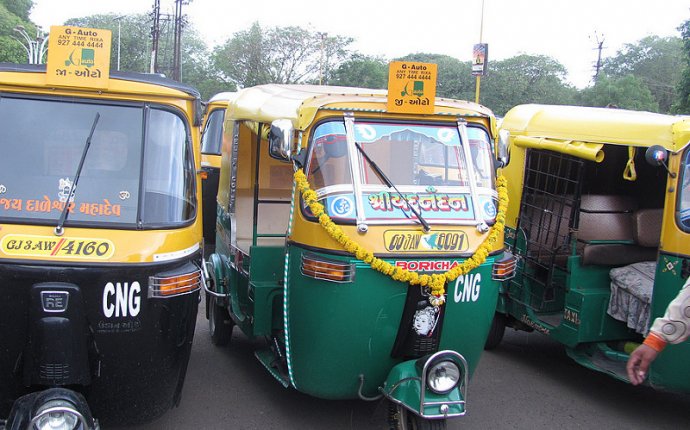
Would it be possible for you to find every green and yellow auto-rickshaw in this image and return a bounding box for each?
[0,26,204,429]
[204,78,516,428]
[200,92,236,244]
[492,103,690,392]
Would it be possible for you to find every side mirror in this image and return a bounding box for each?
[645,145,668,166]
[268,119,294,161]
[645,145,677,178]
[496,129,510,168]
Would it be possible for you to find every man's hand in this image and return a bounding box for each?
[626,344,659,385]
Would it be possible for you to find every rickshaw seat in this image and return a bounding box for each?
[578,195,660,266]
[632,208,663,248]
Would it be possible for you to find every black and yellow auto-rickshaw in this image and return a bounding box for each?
[0,26,204,429]
[200,92,235,244]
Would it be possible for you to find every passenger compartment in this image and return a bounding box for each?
[579,200,664,335]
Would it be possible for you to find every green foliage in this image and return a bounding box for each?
[0,0,39,63]
[1,0,32,21]
[602,36,682,112]
[674,18,690,114]
[65,14,153,73]
[9,7,690,112]
[212,22,353,88]
[480,54,577,116]
[212,22,271,88]
[329,54,388,89]
[578,74,658,111]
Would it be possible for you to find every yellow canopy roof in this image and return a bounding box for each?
[227,84,494,131]
[501,104,690,153]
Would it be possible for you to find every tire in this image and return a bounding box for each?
[208,294,233,346]
[388,402,447,430]
[484,312,506,350]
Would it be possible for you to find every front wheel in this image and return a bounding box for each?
[208,294,233,346]
[484,312,506,350]
[388,403,447,430]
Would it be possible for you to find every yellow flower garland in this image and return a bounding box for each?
[294,169,508,305]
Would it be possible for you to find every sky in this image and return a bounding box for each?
[29,0,690,88]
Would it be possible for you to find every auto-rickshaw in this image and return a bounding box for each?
[0,29,204,428]
[200,92,236,244]
[491,103,690,392]
[204,77,515,428]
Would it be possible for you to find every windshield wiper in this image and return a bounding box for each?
[54,112,100,236]
[354,142,430,233]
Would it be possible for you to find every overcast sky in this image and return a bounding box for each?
[30,0,690,88]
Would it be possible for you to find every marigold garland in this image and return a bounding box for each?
[294,169,508,305]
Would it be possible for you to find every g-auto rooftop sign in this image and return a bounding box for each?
[46,26,112,89]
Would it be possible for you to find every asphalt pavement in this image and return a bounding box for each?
[110,296,690,430]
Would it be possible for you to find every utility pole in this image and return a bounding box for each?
[592,32,605,83]
[114,16,125,70]
[150,0,161,73]
[172,0,190,81]
[318,32,326,85]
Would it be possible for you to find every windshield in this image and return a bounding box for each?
[305,119,496,225]
[679,148,690,231]
[0,96,196,228]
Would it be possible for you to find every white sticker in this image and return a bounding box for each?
[153,242,200,262]
[103,281,141,318]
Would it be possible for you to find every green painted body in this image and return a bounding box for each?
[283,245,500,399]
[503,225,690,391]
[213,236,501,400]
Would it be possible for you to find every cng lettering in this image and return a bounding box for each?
[453,273,481,303]
[102,282,141,318]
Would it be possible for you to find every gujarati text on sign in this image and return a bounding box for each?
[46,26,111,89]
[387,61,437,114]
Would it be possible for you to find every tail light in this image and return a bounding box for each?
[301,253,355,283]
[492,252,517,281]
[148,268,203,298]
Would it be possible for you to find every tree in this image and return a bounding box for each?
[66,14,154,73]
[329,54,388,89]
[480,54,576,116]
[212,22,270,88]
[212,22,353,88]
[0,0,39,63]
[65,13,227,99]
[179,27,233,99]
[578,74,658,111]
[674,18,690,114]
[602,36,683,113]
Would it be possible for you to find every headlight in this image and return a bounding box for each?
[31,399,83,430]
[426,360,461,394]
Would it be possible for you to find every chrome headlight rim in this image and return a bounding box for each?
[30,398,86,430]
[425,359,461,395]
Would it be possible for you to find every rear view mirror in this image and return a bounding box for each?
[496,129,510,168]
[645,145,676,178]
[269,119,294,161]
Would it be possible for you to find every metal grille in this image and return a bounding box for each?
[40,363,70,384]
[509,150,584,312]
